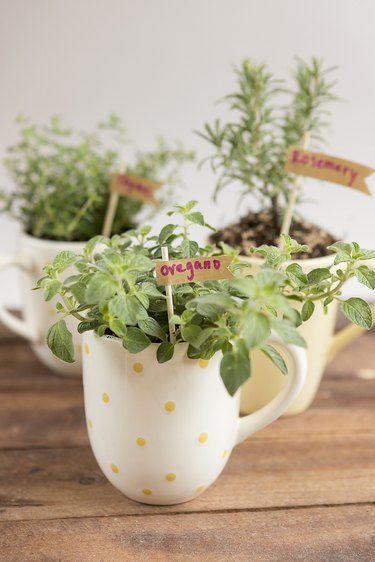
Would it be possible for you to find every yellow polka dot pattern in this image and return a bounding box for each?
[136,437,146,447]
[196,485,205,493]
[84,343,90,355]
[88,419,93,429]
[110,463,119,474]
[102,393,110,404]
[164,401,176,412]
[198,359,209,369]
[222,449,228,459]
[133,362,144,373]
[49,307,55,317]
[198,432,208,444]
[142,489,152,496]
[166,473,176,482]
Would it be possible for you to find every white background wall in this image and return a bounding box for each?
[0,0,375,306]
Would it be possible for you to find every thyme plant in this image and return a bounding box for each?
[0,115,194,241]
[198,57,338,225]
[38,202,374,396]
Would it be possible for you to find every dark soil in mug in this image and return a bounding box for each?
[210,210,337,260]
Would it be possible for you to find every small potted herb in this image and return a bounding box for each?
[39,202,374,504]
[0,115,194,375]
[198,57,374,414]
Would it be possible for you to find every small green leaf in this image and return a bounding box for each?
[85,273,118,304]
[181,324,202,346]
[109,318,127,337]
[134,291,149,309]
[141,282,166,298]
[271,319,307,347]
[220,342,251,396]
[108,294,148,325]
[159,224,177,244]
[186,211,205,226]
[260,344,288,375]
[181,240,199,258]
[355,266,375,290]
[341,298,373,329]
[78,321,99,334]
[286,263,308,286]
[156,341,175,363]
[122,327,151,353]
[52,251,77,273]
[251,244,284,268]
[242,312,270,347]
[191,293,233,318]
[306,268,331,285]
[138,317,166,340]
[40,278,62,301]
[281,234,309,255]
[47,320,75,363]
[301,300,315,321]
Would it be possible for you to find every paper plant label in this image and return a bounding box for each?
[110,173,161,205]
[155,255,234,285]
[285,147,374,195]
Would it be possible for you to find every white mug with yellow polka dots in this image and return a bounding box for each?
[82,330,307,505]
[0,232,84,376]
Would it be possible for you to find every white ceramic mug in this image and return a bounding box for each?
[82,331,307,505]
[0,232,84,376]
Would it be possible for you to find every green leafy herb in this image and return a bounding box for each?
[0,115,194,241]
[38,203,375,396]
[198,58,338,227]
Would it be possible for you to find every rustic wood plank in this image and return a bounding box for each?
[0,504,374,562]
[0,387,87,449]
[0,396,374,448]
[325,330,375,379]
[0,330,374,450]
[1,433,374,522]
[0,339,81,391]
[1,330,374,393]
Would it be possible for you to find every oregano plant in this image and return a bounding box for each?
[38,202,375,396]
[0,114,194,241]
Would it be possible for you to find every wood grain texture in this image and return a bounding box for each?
[0,332,374,450]
[1,431,374,522]
[0,505,374,562]
[0,327,374,560]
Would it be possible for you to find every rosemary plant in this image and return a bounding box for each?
[198,57,338,226]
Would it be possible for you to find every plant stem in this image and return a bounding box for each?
[308,264,354,302]
[279,131,311,245]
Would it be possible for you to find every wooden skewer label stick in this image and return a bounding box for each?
[161,246,176,344]
[102,159,162,237]
[102,159,126,237]
[279,131,311,247]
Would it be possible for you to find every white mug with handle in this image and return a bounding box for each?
[82,332,307,505]
[0,232,84,376]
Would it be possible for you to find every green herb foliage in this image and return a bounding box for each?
[1,115,194,241]
[38,202,374,396]
[198,58,338,225]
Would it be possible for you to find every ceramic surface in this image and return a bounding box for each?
[0,232,84,376]
[82,332,307,505]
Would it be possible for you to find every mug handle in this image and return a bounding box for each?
[235,336,307,444]
[0,253,40,343]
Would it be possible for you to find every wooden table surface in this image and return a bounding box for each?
[0,329,374,561]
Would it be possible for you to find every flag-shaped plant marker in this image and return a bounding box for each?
[156,249,234,342]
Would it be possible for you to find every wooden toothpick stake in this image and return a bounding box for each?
[161,246,176,344]
[279,131,311,247]
[102,159,126,237]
